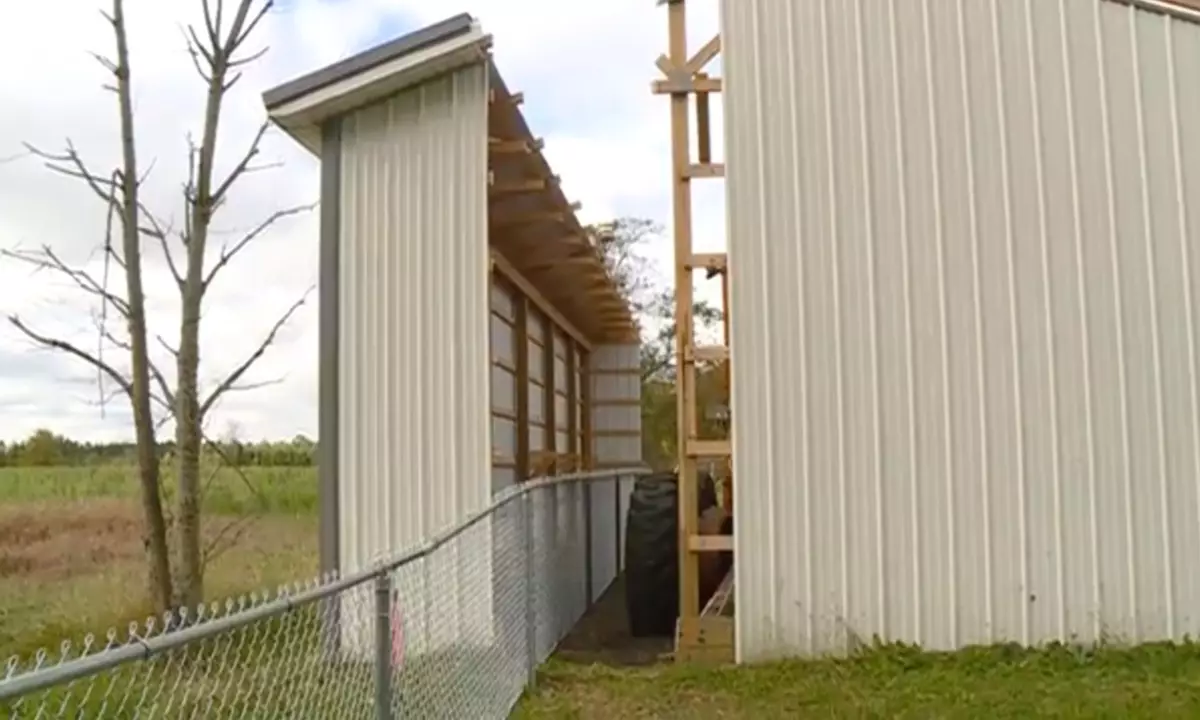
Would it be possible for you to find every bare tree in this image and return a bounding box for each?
[4,0,311,612]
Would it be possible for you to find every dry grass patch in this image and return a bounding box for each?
[0,498,317,659]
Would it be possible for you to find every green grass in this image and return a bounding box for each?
[0,464,318,514]
[514,643,1200,718]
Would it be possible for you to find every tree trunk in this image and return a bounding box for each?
[173,291,205,610]
[170,30,233,609]
[112,0,173,613]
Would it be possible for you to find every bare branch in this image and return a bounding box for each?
[89,315,177,410]
[202,203,315,289]
[212,121,268,203]
[89,50,118,76]
[0,150,29,165]
[217,377,283,394]
[157,334,179,357]
[24,141,118,207]
[199,430,270,568]
[97,187,119,412]
[136,204,184,286]
[198,287,312,418]
[3,245,131,317]
[201,0,222,47]
[228,45,269,69]
[8,316,132,396]
[227,0,273,57]
[183,25,215,83]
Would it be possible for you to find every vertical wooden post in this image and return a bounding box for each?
[515,295,531,481]
[566,342,579,470]
[580,350,593,470]
[667,0,701,625]
[544,325,558,475]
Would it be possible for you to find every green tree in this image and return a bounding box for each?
[590,218,725,470]
[19,428,62,467]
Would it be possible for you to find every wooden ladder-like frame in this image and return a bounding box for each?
[652,0,733,663]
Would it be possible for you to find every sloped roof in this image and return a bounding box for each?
[262,15,638,345]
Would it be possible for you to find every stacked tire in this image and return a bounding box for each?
[624,470,733,637]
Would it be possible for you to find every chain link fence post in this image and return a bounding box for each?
[374,571,394,720]
[523,488,538,688]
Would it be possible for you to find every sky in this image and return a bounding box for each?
[0,0,727,444]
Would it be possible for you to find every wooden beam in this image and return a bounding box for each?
[652,76,722,95]
[687,252,727,274]
[688,534,733,553]
[666,0,702,627]
[579,349,593,470]
[544,329,557,474]
[685,34,721,74]
[696,78,713,165]
[491,210,571,229]
[686,163,724,178]
[566,341,579,466]
[515,294,531,480]
[491,249,591,351]
[687,345,729,363]
[489,177,552,195]
[489,89,525,105]
[686,439,731,458]
[489,137,544,153]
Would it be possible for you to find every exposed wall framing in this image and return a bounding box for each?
[490,260,595,484]
[652,0,733,661]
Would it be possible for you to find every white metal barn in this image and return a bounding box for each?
[725,0,1200,660]
[262,15,642,657]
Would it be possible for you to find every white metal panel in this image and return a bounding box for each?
[588,344,644,577]
[336,62,491,655]
[725,0,1200,660]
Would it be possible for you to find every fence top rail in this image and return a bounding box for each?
[0,466,649,702]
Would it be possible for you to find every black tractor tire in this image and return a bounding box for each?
[624,470,718,638]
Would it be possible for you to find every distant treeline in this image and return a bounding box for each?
[0,429,316,468]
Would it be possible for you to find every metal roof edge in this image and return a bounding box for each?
[1119,0,1200,23]
[262,13,476,110]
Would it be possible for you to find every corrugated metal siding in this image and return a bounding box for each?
[724,0,1200,660]
[336,63,491,655]
[589,344,644,585]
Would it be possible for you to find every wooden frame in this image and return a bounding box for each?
[653,0,733,663]
[487,80,639,345]
[491,263,595,482]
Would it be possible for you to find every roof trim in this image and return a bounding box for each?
[262,15,491,155]
[262,13,476,110]
[1122,0,1200,22]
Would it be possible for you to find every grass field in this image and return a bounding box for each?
[515,643,1200,718]
[0,464,318,661]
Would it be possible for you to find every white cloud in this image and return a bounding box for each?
[0,0,727,443]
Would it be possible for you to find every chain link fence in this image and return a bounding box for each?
[0,470,643,719]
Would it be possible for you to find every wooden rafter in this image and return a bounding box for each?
[489,137,544,154]
[487,76,638,344]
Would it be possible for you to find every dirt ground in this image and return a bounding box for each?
[553,576,673,666]
[0,499,146,581]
